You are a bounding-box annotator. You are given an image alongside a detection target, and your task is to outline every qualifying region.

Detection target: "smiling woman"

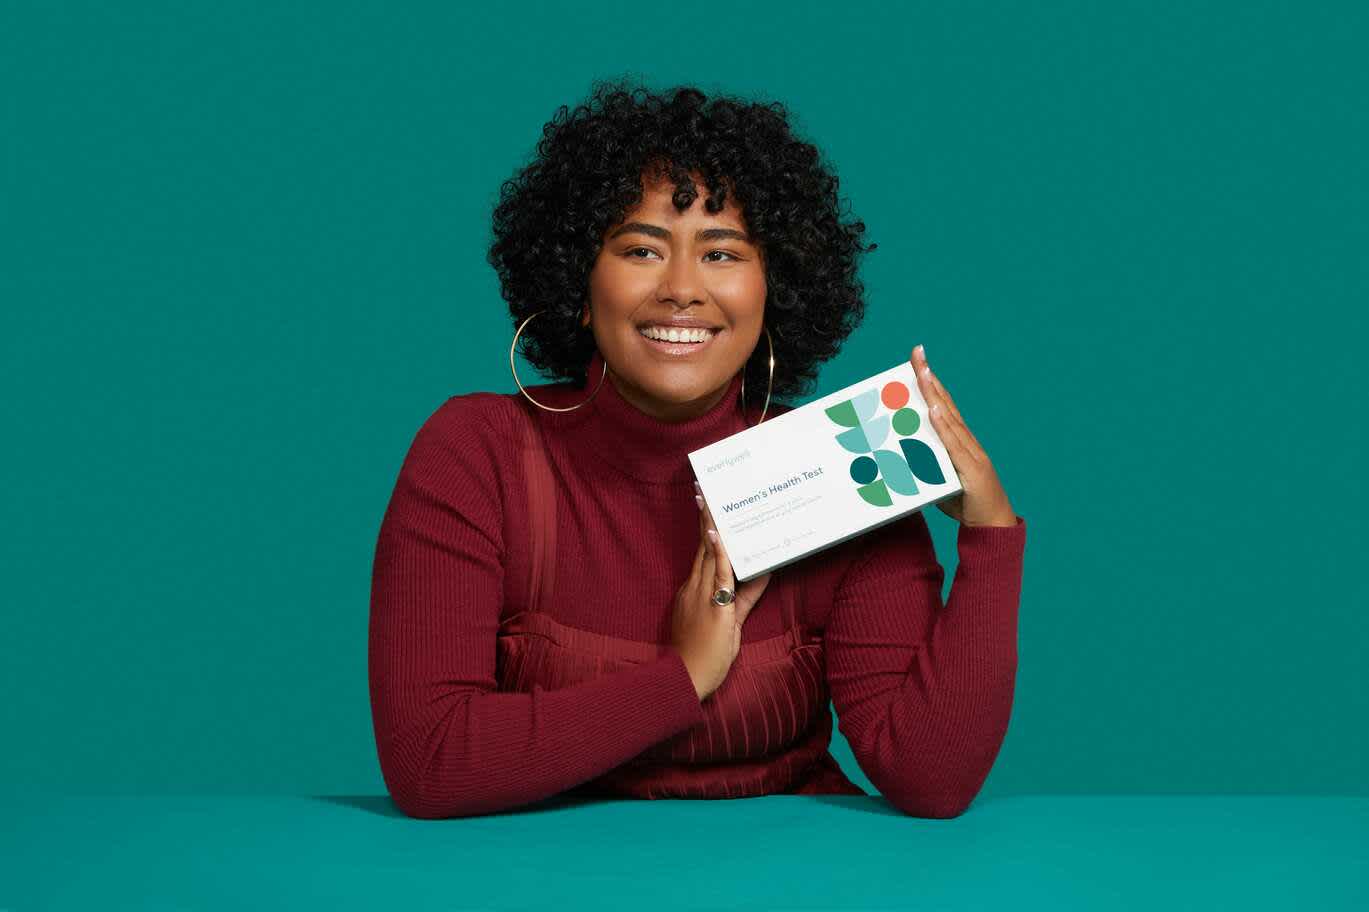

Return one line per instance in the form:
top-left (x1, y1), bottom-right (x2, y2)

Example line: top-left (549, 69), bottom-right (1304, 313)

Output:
top-left (583, 169), bottom-right (769, 422)
top-left (487, 78), bottom-right (878, 410)
top-left (368, 76), bottom-right (1028, 820)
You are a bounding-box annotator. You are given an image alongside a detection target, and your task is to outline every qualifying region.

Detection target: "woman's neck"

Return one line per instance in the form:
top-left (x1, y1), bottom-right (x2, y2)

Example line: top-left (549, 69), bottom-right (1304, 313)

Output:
top-left (604, 368), bottom-right (735, 424)
top-left (534, 348), bottom-right (749, 487)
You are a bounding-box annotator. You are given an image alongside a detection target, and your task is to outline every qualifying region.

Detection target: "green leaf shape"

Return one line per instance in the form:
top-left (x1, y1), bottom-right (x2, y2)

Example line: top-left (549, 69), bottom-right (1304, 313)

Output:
top-left (825, 399), bottom-right (859, 428)
top-left (899, 436), bottom-right (947, 485)
top-left (857, 478), bottom-right (893, 507)
top-left (824, 388), bottom-right (880, 428)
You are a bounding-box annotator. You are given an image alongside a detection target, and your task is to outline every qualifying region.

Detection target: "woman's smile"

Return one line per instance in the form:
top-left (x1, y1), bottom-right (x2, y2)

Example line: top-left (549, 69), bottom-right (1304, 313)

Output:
top-left (636, 324), bottom-right (723, 356)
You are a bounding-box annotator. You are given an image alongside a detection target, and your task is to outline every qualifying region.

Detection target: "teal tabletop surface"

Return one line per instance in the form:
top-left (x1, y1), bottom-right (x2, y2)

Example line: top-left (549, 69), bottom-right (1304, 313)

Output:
top-left (1, 794), bottom-right (1365, 910)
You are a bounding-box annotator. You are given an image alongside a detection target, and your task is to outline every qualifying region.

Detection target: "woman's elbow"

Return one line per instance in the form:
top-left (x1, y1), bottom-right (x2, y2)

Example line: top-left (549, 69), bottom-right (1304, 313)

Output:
top-left (380, 758), bottom-right (439, 819)
top-left (881, 784), bottom-right (976, 819)
top-left (385, 775), bottom-right (489, 820)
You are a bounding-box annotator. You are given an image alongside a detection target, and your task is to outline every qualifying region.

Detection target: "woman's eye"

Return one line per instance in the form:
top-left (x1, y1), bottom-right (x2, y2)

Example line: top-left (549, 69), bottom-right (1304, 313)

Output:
top-left (624, 247), bottom-right (740, 262)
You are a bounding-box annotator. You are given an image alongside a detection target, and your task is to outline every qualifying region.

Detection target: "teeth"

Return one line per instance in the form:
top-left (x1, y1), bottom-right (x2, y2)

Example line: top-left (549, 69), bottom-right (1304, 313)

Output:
top-left (639, 326), bottom-right (715, 343)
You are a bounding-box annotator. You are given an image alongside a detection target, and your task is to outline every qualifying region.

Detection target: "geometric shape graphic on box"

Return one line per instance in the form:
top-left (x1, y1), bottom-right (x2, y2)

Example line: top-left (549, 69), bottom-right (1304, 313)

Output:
top-left (899, 435), bottom-right (947, 485)
top-left (891, 406), bottom-right (920, 435)
top-left (688, 358), bottom-right (964, 581)
top-left (825, 379), bottom-right (937, 507)
top-left (872, 448), bottom-right (919, 495)
top-left (857, 478), bottom-right (893, 507)
top-left (881, 379), bottom-right (910, 409)
top-left (833, 416), bottom-right (890, 454)
top-left (824, 387), bottom-right (881, 427)
top-left (849, 455), bottom-right (878, 484)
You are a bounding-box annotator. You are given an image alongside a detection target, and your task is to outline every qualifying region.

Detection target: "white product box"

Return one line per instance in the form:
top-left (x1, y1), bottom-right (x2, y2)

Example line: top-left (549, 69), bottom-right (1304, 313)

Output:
top-left (688, 359), bottom-right (963, 581)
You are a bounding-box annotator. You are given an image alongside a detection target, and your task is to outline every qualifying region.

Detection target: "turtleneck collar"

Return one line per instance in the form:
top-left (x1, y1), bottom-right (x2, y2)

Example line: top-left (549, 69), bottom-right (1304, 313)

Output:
top-left (537, 348), bottom-right (749, 487)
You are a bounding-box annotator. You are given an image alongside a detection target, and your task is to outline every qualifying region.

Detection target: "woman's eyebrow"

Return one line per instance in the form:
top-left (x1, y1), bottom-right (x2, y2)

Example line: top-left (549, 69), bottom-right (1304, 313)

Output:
top-left (609, 221), bottom-right (751, 243)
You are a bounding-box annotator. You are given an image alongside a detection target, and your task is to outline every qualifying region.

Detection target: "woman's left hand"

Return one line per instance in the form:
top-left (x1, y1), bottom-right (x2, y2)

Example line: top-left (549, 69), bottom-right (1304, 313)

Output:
top-left (911, 344), bottom-right (1018, 528)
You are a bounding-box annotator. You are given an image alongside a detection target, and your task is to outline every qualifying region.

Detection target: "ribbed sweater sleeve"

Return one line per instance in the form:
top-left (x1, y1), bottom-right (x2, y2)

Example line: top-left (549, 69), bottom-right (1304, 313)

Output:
top-left (824, 510), bottom-right (1027, 818)
top-left (368, 396), bottom-right (708, 819)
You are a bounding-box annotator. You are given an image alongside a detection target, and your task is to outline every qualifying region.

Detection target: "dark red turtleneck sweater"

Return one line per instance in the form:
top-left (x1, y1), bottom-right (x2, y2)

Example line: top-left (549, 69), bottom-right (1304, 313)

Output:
top-left (369, 349), bottom-right (1027, 819)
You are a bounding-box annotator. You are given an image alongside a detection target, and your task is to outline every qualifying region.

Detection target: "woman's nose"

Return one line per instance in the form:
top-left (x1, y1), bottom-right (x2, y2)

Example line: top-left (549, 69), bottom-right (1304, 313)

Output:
top-left (659, 250), bottom-right (706, 305)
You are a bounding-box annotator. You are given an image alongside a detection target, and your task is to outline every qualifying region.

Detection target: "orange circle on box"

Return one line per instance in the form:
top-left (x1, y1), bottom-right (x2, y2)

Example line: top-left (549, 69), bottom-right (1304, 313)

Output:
top-left (882, 381), bottom-right (909, 409)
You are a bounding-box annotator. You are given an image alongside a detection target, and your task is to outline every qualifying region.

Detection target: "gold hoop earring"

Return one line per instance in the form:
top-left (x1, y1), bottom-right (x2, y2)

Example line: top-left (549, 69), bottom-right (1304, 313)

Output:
top-left (740, 324), bottom-right (776, 426)
top-left (509, 309), bottom-right (607, 412)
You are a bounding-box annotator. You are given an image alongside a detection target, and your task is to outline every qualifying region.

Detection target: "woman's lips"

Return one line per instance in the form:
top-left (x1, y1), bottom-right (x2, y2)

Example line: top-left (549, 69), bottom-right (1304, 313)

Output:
top-left (637, 329), bottom-right (720, 356)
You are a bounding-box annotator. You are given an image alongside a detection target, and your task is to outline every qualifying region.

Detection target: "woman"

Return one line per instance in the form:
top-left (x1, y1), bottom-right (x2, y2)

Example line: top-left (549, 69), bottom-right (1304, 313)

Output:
top-left (369, 80), bottom-right (1026, 820)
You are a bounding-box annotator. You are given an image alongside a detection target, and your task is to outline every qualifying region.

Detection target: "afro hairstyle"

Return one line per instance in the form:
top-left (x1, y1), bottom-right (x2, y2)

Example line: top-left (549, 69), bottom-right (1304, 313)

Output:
top-left (487, 76), bottom-right (878, 403)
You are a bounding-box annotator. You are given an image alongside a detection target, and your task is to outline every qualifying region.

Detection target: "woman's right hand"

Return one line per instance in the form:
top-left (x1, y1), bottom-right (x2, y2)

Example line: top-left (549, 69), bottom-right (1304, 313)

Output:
top-left (671, 482), bottom-right (773, 702)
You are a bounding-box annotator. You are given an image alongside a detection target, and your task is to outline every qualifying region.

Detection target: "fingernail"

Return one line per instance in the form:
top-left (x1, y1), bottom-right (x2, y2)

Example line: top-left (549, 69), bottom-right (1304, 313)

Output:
top-left (707, 529), bottom-right (718, 541)
top-left (695, 495), bottom-right (704, 510)
top-left (921, 366), bottom-right (932, 380)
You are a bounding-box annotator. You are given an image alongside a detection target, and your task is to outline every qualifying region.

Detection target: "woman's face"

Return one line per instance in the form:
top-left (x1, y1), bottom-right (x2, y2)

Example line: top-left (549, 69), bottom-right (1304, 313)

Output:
top-left (584, 170), bottom-right (766, 422)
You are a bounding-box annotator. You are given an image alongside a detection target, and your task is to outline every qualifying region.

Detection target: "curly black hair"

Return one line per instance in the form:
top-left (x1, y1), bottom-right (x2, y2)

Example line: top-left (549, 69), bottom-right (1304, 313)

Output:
top-left (487, 76), bottom-right (878, 403)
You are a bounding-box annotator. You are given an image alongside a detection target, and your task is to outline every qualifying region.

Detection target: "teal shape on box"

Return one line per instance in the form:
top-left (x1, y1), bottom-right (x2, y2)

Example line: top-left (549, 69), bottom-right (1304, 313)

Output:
top-left (861, 414), bottom-right (890, 449)
top-left (873, 448), bottom-right (919, 495)
top-left (849, 455), bottom-right (878, 484)
top-left (835, 425), bottom-right (869, 453)
top-left (834, 414), bottom-right (890, 454)
top-left (851, 388), bottom-right (879, 422)
top-left (899, 436), bottom-right (946, 485)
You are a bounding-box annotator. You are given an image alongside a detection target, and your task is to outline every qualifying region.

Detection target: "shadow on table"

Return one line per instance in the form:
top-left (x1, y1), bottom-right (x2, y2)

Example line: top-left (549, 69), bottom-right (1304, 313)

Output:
top-left (311, 791), bottom-right (909, 819)
top-left (311, 790), bottom-right (608, 819)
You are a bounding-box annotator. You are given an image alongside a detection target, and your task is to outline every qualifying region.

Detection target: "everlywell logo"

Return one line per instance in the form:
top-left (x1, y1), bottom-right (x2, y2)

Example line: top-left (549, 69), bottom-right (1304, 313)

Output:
top-left (824, 380), bottom-right (946, 507)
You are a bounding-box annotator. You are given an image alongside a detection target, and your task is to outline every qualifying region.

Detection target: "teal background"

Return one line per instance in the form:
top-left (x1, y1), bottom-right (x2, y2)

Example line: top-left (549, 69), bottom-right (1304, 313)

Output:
top-left (4, 795), bottom-right (1367, 909)
top-left (3, 1), bottom-right (1365, 799)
